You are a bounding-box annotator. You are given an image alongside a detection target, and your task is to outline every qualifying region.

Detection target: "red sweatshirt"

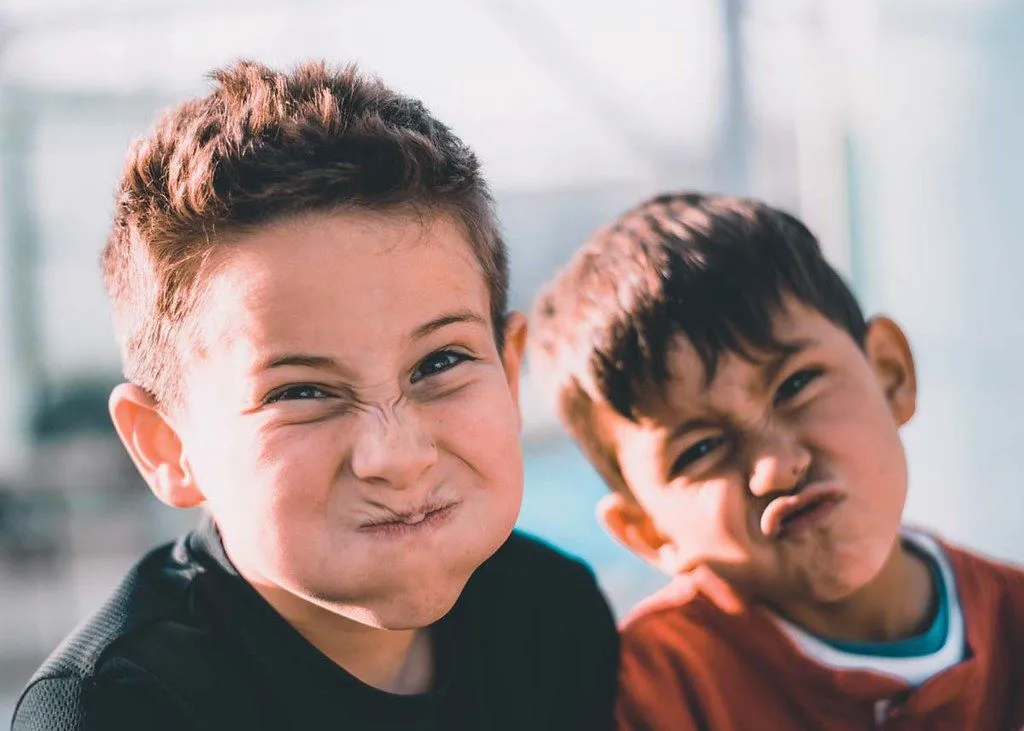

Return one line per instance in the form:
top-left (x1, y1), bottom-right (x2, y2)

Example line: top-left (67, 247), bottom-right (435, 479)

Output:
top-left (616, 541), bottom-right (1024, 730)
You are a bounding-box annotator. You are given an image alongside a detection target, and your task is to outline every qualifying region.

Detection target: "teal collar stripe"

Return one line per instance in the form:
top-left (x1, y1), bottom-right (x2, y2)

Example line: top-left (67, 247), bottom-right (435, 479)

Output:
top-left (821, 547), bottom-right (949, 659)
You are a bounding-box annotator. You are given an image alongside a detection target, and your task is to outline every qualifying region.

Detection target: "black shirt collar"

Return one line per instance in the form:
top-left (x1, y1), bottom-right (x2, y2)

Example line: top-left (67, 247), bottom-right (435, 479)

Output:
top-left (183, 513), bottom-right (453, 724)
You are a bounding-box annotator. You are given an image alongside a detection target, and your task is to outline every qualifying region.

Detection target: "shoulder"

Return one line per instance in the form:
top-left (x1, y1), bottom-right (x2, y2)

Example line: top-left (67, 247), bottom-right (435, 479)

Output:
top-left (929, 533), bottom-right (1024, 604)
top-left (458, 529), bottom-right (617, 656)
top-left (13, 662), bottom-right (198, 731)
top-left (617, 569), bottom-right (765, 691)
top-left (938, 538), bottom-right (1024, 631)
top-left (619, 569), bottom-right (730, 648)
top-left (11, 535), bottom-right (250, 731)
top-left (457, 531), bottom-right (619, 729)
top-left (471, 530), bottom-right (599, 595)
top-left (31, 537), bottom-right (197, 676)
top-left (931, 535), bottom-right (1024, 714)
top-left (614, 576), bottom-right (727, 731)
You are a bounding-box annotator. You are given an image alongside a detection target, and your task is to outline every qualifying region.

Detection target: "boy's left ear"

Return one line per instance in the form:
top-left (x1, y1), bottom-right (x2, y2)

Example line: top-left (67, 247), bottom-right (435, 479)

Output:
top-left (864, 316), bottom-right (917, 426)
top-left (500, 311), bottom-right (528, 408)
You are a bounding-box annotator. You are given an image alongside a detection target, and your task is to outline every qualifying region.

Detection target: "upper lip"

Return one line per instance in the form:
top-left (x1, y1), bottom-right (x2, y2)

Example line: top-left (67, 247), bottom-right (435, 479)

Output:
top-left (358, 497), bottom-right (460, 529)
top-left (759, 481), bottom-right (845, 539)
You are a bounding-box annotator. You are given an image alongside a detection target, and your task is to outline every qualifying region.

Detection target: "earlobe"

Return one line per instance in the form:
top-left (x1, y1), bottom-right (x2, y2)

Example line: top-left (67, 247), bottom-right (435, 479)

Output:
top-left (596, 492), bottom-right (679, 574)
top-left (108, 384), bottom-right (204, 509)
top-left (865, 317), bottom-right (917, 426)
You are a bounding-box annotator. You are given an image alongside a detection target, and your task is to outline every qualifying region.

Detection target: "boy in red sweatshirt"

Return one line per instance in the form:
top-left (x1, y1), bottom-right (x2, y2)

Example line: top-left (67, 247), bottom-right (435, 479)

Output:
top-left (530, 192), bottom-right (1024, 730)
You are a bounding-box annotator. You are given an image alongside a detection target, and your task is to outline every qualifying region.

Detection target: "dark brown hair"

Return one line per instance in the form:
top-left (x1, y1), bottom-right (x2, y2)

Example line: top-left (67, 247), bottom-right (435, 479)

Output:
top-left (102, 59), bottom-right (507, 407)
top-left (529, 192), bottom-right (866, 488)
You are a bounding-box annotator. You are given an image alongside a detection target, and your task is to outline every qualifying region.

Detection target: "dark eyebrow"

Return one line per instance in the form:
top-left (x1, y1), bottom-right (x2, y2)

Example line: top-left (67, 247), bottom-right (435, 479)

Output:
top-left (252, 310), bottom-right (488, 374)
top-left (665, 337), bottom-right (821, 443)
top-left (667, 417), bottom-right (722, 443)
top-left (256, 353), bottom-right (347, 373)
top-left (409, 309), bottom-right (488, 341)
top-left (761, 337), bottom-right (819, 386)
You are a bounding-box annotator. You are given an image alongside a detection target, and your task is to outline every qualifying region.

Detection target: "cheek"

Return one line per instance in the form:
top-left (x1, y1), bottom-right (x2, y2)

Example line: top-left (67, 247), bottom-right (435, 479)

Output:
top-left (810, 387), bottom-right (907, 486)
top-left (655, 479), bottom-right (752, 562)
top-left (190, 418), bottom-right (340, 556)
top-left (427, 381), bottom-right (524, 487)
top-left (801, 388), bottom-right (908, 540)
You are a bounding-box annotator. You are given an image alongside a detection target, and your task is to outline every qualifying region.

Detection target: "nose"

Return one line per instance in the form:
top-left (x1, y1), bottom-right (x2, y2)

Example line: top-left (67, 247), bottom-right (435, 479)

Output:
top-left (746, 428), bottom-right (811, 498)
top-left (349, 405), bottom-right (438, 489)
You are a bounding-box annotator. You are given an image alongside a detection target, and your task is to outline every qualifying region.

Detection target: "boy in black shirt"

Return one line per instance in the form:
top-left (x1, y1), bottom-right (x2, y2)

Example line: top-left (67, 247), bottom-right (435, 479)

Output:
top-left (11, 60), bottom-right (617, 731)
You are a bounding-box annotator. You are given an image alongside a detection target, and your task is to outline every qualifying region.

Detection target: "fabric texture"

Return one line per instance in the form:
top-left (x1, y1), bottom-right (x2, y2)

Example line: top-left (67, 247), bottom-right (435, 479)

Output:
top-left (12, 515), bottom-right (619, 731)
top-left (771, 530), bottom-right (964, 685)
top-left (616, 532), bottom-right (1024, 731)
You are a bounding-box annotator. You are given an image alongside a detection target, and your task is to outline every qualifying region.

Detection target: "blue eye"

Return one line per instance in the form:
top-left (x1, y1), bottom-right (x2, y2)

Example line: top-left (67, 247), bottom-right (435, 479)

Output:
top-left (671, 436), bottom-right (726, 476)
top-left (410, 350), bottom-right (473, 384)
top-left (265, 385), bottom-right (330, 404)
top-left (775, 369), bottom-right (823, 404)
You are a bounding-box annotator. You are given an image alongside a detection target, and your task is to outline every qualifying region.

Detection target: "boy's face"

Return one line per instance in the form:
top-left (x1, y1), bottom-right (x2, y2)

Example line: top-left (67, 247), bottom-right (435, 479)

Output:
top-left (118, 211), bottom-right (525, 630)
top-left (596, 298), bottom-right (917, 609)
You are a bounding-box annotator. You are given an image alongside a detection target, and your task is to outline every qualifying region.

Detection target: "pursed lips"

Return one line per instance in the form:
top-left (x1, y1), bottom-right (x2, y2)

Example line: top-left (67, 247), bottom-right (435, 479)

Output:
top-left (759, 481), bottom-right (846, 539)
top-left (357, 496), bottom-right (461, 531)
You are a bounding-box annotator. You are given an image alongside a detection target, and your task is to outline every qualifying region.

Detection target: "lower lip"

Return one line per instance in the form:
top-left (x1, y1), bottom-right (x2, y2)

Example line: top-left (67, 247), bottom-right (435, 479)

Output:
top-left (779, 498), bottom-right (842, 538)
top-left (358, 503), bottom-right (459, 540)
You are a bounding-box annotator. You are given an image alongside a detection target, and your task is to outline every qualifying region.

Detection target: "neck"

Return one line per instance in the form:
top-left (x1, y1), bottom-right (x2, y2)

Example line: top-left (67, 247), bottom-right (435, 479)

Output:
top-left (282, 601), bottom-right (434, 695)
top-left (227, 555), bottom-right (433, 695)
top-left (778, 540), bottom-right (937, 643)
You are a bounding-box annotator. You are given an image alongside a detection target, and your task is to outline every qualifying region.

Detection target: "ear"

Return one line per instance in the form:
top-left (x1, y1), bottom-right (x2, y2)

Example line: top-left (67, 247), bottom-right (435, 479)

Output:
top-left (597, 492), bottom-right (681, 574)
top-left (864, 316), bottom-right (917, 426)
top-left (500, 311), bottom-right (528, 410)
top-left (108, 384), bottom-right (205, 509)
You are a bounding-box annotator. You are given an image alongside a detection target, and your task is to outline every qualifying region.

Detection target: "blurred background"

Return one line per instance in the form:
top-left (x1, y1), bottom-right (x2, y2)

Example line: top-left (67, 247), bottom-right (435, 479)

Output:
top-left (1, 0), bottom-right (1022, 720)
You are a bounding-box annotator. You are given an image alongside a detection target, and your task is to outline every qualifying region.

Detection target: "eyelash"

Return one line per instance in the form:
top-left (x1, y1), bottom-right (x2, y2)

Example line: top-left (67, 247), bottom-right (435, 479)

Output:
top-left (410, 349), bottom-right (476, 384)
top-left (264, 349), bottom-right (475, 404)
top-left (264, 384), bottom-right (331, 404)
top-left (671, 436), bottom-right (727, 476)
top-left (774, 368), bottom-right (824, 405)
top-left (669, 368), bottom-right (825, 476)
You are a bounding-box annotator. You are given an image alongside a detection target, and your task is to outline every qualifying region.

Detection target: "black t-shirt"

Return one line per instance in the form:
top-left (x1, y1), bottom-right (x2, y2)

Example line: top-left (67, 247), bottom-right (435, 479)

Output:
top-left (11, 516), bottom-right (619, 731)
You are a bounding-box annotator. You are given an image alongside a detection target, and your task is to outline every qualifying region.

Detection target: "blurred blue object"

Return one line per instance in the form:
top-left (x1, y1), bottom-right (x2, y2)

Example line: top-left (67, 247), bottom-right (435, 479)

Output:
top-left (518, 437), bottom-right (666, 617)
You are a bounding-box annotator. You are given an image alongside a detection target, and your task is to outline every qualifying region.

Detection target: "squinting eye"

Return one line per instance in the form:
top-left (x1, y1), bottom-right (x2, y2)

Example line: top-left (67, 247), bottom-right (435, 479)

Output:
top-left (775, 369), bottom-right (823, 404)
top-left (410, 350), bottom-right (474, 384)
top-left (671, 436), bottom-right (726, 476)
top-left (265, 385), bottom-right (330, 404)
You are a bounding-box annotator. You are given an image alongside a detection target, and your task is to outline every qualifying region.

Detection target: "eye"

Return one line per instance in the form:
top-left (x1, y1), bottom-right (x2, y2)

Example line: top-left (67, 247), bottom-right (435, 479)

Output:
top-left (264, 384), bottom-right (331, 404)
top-left (410, 350), bottom-right (475, 384)
top-left (671, 436), bottom-right (726, 476)
top-left (774, 368), bottom-right (823, 404)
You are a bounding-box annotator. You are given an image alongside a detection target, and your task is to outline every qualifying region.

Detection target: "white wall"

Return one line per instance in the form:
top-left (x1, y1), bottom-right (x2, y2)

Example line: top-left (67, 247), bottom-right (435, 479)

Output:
top-left (850, 0), bottom-right (1024, 563)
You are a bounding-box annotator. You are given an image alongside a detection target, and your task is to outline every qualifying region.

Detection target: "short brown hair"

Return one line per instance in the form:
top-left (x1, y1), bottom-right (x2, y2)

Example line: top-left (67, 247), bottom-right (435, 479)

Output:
top-left (529, 192), bottom-right (866, 491)
top-left (102, 59), bottom-right (507, 407)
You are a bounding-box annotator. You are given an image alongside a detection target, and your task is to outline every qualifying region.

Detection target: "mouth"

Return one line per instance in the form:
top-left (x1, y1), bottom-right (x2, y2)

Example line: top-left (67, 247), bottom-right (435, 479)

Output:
top-left (358, 498), bottom-right (461, 539)
top-left (760, 482), bottom-right (845, 540)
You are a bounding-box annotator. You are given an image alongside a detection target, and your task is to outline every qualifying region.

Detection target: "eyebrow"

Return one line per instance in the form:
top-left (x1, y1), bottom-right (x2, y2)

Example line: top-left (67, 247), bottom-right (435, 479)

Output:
top-left (665, 336), bottom-right (821, 442)
top-left (760, 337), bottom-right (819, 386)
top-left (253, 309), bottom-right (488, 374)
top-left (256, 353), bottom-right (348, 373)
top-left (409, 309), bottom-right (488, 341)
top-left (667, 416), bottom-right (725, 443)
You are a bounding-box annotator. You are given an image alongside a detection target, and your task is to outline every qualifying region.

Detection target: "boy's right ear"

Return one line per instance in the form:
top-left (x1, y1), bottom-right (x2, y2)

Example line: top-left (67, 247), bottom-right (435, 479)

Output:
top-left (108, 384), bottom-right (204, 509)
top-left (597, 492), bottom-right (677, 573)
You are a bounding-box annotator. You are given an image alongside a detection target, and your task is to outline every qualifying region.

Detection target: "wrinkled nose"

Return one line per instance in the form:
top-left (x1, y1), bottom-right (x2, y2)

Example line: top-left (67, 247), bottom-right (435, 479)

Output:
top-left (349, 407), bottom-right (438, 489)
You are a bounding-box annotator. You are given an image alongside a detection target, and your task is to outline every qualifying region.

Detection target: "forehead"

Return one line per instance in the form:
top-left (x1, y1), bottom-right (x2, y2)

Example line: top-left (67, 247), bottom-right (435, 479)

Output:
top-left (191, 210), bottom-right (491, 363)
top-left (624, 299), bottom-right (853, 427)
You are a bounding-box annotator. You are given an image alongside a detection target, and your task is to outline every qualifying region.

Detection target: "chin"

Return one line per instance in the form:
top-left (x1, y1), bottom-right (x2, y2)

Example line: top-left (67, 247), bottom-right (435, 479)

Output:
top-left (368, 584), bottom-right (466, 630)
top-left (807, 538), bottom-right (893, 604)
